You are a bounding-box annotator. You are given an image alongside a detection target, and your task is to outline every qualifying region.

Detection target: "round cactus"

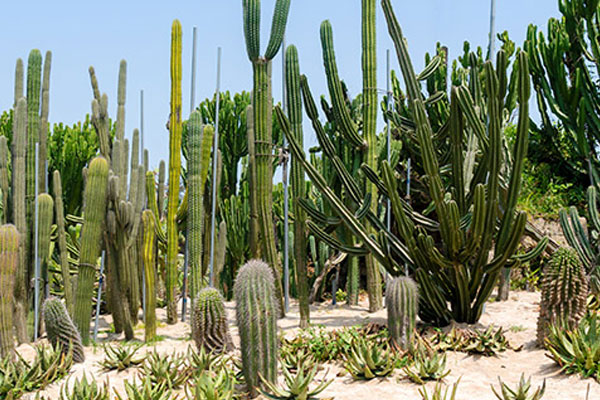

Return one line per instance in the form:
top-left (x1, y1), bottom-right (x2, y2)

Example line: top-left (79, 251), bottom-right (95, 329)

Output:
top-left (192, 287), bottom-right (232, 354)
top-left (234, 259), bottom-right (279, 396)
top-left (537, 247), bottom-right (588, 345)
top-left (43, 297), bottom-right (85, 363)
top-left (386, 276), bottom-right (418, 351)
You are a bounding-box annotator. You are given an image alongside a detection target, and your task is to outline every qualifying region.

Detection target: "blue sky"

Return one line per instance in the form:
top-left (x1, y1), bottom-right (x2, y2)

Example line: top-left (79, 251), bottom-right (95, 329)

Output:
top-left (0, 1), bottom-right (559, 170)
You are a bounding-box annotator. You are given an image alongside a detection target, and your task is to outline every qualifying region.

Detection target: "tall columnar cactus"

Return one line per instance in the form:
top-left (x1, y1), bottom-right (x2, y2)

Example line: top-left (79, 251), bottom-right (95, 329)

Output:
top-left (166, 19), bottom-right (183, 324)
top-left (188, 111), bottom-right (215, 300)
top-left (142, 210), bottom-right (157, 342)
top-left (38, 51), bottom-right (51, 194)
top-left (26, 50), bottom-right (41, 249)
top-left (234, 259), bottom-right (279, 396)
top-left (73, 156), bottom-right (109, 345)
top-left (242, 0), bottom-right (291, 315)
top-left (246, 104), bottom-right (260, 258)
top-left (192, 287), bottom-right (232, 354)
top-left (285, 45), bottom-right (309, 327)
top-left (0, 225), bottom-right (19, 359)
top-left (12, 97), bottom-right (29, 344)
top-left (53, 171), bottom-right (73, 315)
top-left (214, 220), bottom-right (227, 290)
top-left (37, 193), bottom-right (54, 302)
top-left (537, 247), bottom-right (588, 345)
top-left (386, 276), bottom-right (418, 351)
top-left (43, 298), bottom-right (85, 363)
top-left (0, 137), bottom-right (10, 224)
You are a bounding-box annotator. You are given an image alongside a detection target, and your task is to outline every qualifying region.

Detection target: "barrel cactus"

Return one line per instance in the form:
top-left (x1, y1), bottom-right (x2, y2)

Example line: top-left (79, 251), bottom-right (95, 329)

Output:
top-left (43, 297), bottom-right (85, 363)
top-left (192, 287), bottom-right (232, 354)
top-left (0, 225), bottom-right (19, 359)
top-left (234, 259), bottom-right (278, 396)
top-left (386, 276), bottom-right (418, 351)
top-left (537, 247), bottom-right (588, 345)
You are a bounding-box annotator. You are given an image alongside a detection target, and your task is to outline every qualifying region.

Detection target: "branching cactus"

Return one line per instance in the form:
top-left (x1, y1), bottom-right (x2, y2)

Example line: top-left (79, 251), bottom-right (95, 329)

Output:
top-left (386, 276), bottom-right (418, 351)
top-left (43, 297), bottom-right (85, 363)
top-left (0, 224), bottom-right (19, 359)
top-left (234, 259), bottom-right (279, 396)
top-left (242, 0), bottom-right (291, 314)
top-left (192, 287), bottom-right (232, 354)
top-left (73, 156), bottom-right (109, 345)
top-left (537, 247), bottom-right (588, 345)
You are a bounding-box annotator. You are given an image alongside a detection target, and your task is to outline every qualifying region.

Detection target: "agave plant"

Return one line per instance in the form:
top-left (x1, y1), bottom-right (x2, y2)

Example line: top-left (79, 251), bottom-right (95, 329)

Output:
top-left (140, 350), bottom-right (191, 389)
top-left (186, 346), bottom-right (227, 376)
top-left (98, 343), bottom-right (146, 372)
top-left (545, 314), bottom-right (600, 380)
top-left (404, 346), bottom-right (450, 384)
top-left (280, 348), bottom-right (319, 373)
top-left (0, 355), bottom-right (27, 399)
top-left (491, 374), bottom-right (545, 400)
top-left (419, 379), bottom-right (460, 400)
top-left (260, 364), bottom-right (332, 400)
top-left (35, 374), bottom-right (111, 400)
top-left (343, 337), bottom-right (394, 380)
top-left (19, 344), bottom-right (74, 393)
top-left (185, 370), bottom-right (236, 400)
top-left (115, 377), bottom-right (178, 400)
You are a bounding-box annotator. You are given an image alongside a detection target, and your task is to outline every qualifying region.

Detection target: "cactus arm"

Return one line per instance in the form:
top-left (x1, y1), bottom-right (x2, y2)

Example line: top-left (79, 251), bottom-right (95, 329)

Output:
top-left (26, 50), bottom-right (42, 233)
top-left (53, 171), bottom-right (73, 315)
top-left (588, 186), bottom-right (600, 231)
top-left (242, 0), bottom-right (261, 61)
top-left (264, 0), bottom-right (291, 60)
top-left (14, 59), bottom-right (23, 106)
top-left (38, 51), bottom-right (51, 194)
top-left (166, 20), bottom-right (183, 324)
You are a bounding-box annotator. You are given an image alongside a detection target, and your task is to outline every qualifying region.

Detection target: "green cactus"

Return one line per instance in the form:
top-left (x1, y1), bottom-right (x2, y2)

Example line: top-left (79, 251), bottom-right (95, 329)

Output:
top-left (234, 259), bottom-right (279, 396)
top-left (285, 45), bottom-right (310, 328)
top-left (43, 297), bottom-right (85, 363)
top-left (26, 50), bottom-right (41, 251)
top-left (142, 210), bottom-right (157, 342)
top-left (14, 58), bottom-right (23, 105)
top-left (53, 171), bottom-right (73, 315)
top-left (36, 193), bottom-right (53, 310)
top-left (158, 161), bottom-right (166, 220)
top-left (12, 97), bottom-right (29, 344)
top-left (214, 220), bottom-right (227, 290)
top-left (537, 247), bottom-right (588, 345)
top-left (386, 276), bottom-right (418, 351)
top-left (242, 0), bottom-right (291, 315)
top-left (0, 224), bottom-right (19, 359)
top-left (38, 51), bottom-right (51, 194)
top-left (166, 19), bottom-right (183, 324)
top-left (73, 156), bottom-right (109, 345)
top-left (192, 287), bottom-right (232, 354)
top-left (0, 137), bottom-right (10, 224)
top-left (247, 104), bottom-right (260, 259)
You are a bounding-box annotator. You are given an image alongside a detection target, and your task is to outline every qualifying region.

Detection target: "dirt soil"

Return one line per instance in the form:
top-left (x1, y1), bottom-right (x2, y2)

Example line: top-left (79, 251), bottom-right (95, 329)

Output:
top-left (22, 290), bottom-right (598, 399)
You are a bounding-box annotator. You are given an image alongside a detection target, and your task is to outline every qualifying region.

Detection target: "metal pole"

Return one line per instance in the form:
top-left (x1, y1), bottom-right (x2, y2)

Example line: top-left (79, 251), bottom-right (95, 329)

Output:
top-left (182, 26), bottom-right (198, 321)
top-left (33, 143), bottom-right (40, 340)
top-left (140, 89), bottom-right (146, 321)
top-left (282, 36), bottom-right (290, 313)
top-left (93, 251), bottom-right (105, 342)
top-left (405, 157), bottom-right (411, 276)
top-left (208, 47), bottom-right (222, 287)
top-left (488, 0), bottom-right (497, 60)
top-left (386, 49), bottom-right (391, 233)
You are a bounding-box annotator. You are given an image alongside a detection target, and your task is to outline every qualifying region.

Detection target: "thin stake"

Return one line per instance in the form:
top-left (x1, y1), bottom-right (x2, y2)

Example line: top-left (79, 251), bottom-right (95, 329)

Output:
top-left (140, 89), bottom-right (146, 322)
top-left (208, 47), bottom-right (222, 287)
top-left (33, 143), bottom-right (40, 340)
top-left (386, 49), bottom-right (391, 233)
top-left (488, 0), bottom-right (497, 60)
top-left (93, 250), bottom-right (105, 342)
top-left (282, 36), bottom-right (290, 313)
top-left (405, 157), bottom-right (411, 276)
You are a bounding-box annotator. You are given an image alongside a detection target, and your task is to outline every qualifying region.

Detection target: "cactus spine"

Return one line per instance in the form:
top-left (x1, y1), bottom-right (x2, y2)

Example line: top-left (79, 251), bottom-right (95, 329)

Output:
top-left (537, 247), bottom-right (588, 345)
top-left (166, 19), bottom-right (183, 324)
top-left (12, 97), bottom-right (29, 344)
top-left (74, 156), bottom-right (109, 345)
top-left (142, 210), bottom-right (157, 342)
top-left (234, 259), bottom-right (279, 396)
top-left (43, 298), bottom-right (85, 363)
top-left (285, 45), bottom-right (309, 327)
top-left (243, 0), bottom-right (291, 316)
top-left (53, 171), bottom-right (73, 315)
top-left (0, 225), bottom-right (19, 359)
top-left (192, 287), bottom-right (232, 354)
top-left (386, 277), bottom-right (418, 351)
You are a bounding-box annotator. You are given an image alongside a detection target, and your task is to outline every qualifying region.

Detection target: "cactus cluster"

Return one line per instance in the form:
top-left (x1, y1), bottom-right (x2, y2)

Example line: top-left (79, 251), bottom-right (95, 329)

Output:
top-left (234, 259), bottom-right (279, 396)
top-left (537, 247), bottom-right (588, 345)
top-left (386, 276), bottom-right (418, 351)
top-left (42, 297), bottom-right (85, 363)
top-left (192, 287), bottom-right (232, 354)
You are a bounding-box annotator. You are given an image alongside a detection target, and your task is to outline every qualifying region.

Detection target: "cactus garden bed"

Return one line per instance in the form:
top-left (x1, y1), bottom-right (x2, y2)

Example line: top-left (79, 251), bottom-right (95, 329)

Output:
top-left (17, 290), bottom-right (596, 400)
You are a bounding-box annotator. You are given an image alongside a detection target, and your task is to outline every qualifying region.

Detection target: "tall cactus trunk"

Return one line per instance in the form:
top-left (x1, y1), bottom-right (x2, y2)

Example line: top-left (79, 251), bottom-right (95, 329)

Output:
top-left (142, 210), bottom-right (157, 342)
top-left (0, 225), bottom-right (19, 359)
top-left (53, 171), bottom-right (73, 315)
top-left (12, 97), bottom-right (29, 344)
top-left (38, 51), bottom-right (51, 195)
top-left (285, 45), bottom-right (309, 327)
top-left (73, 156), bottom-right (109, 345)
top-left (247, 105), bottom-right (260, 259)
top-left (166, 20), bottom-right (183, 324)
top-left (0, 137), bottom-right (9, 225)
top-left (362, 0), bottom-right (382, 312)
top-left (36, 193), bottom-right (54, 316)
top-left (252, 60), bottom-right (285, 315)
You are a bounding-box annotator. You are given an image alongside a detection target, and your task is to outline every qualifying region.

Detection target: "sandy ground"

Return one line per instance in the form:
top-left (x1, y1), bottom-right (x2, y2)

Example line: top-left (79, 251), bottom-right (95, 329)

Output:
top-left (21, 290), bottom-right (599, 399)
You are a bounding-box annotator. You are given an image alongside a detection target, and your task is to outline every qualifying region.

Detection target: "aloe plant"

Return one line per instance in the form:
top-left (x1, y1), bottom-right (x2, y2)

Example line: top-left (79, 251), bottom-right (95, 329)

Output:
top-left (98, 343), bottom-right (145, 372)
top-left (343, 336), bottom-right (394, 379)
top-left (491, 374), bottom-right (545, 400)
top-left (404, 345), bottom-right (451, 384)
top-left (260, 364), bottom-right (332, 400)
